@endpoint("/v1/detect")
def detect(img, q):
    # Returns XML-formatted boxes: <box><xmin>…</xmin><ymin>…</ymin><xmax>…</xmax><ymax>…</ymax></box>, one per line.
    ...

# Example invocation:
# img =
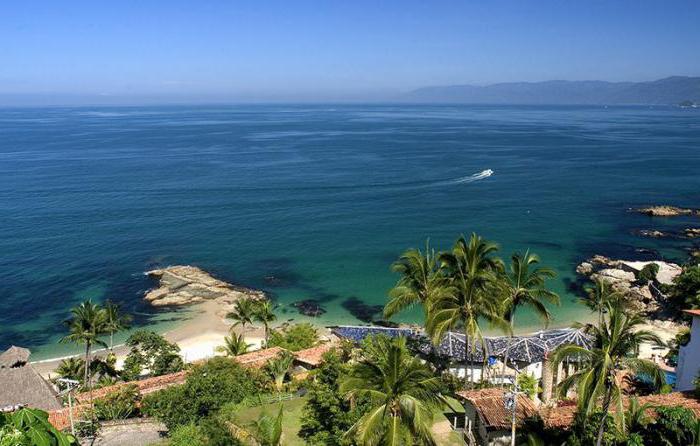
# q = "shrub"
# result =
<box><xmin>93</xmin><ymin>384</ymin><xmax>140</xmax><ymax>420</ymax></box>
<box><xmin>168</xmin><ymin>423</ymin><xmax>207</xmax><ymax>446</ymax></box>
<box><xmin>142</xmin><ymin>357</ymin><xmax>260</xmax><ymax>430</ymax></box>
<box><xmin>267</xmin><ymin>323</ymin><xmax>318</xmax><ymax>351</ymax></box>
<box><xmin>121</xmin><ymin>330</ymin><xmax>184</xmax><ymax>380</ymax></box>
<box><xmin>637</xmin><ymin>263</ymin><xmax>659</xmax><ymax>283</ymax></box>
<box><xmin>517</xmin><ymin>373</ymin><xmax>541</xmax><ymax>399</ymax></box>
<box><xmin>640</xmin><ymin>406</ymin><xmax>698</xmax><ymax>445</ymax></box>
<box><xmin>669</xmin><ymin>265</ymin><xmax>700</xmax><ymax>318</ymax></box>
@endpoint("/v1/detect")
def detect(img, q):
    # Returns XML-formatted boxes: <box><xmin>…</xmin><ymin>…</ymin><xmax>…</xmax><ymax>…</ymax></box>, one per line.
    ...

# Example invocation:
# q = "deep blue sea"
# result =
<box><xmin>1</xmin><ymin>104</ymin><xmax>699</xmax><ymax>358</ymax></box>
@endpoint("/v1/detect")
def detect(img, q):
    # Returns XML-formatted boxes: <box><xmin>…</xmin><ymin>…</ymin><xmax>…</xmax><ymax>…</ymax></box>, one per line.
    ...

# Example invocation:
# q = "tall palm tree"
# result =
<box><xmin>383</xmin><ymin>241</ymin><xmax>452</xmax><ymax>320</ymax></box>
<box><xmin>103</xmin><ymin>300</ymin><xmax>132</xmax><ymax>350</ymax></box>
<box><xmin>217</xmin><ymin>332</ymin><xmax>251</xmax><ymax>356</ymax></box>
<box><xmin>580</xmin><ymin>279</ymin><xmax>620</xmax><ymax>327</ymax></box>
<box><xmin>499</xmin><ymin>251</ymin><xmax>559</xmax><ymax>384</ymax></box>
<box><xmin>60</xmin><ymin>300</ymin><xmax>108</xmax><ymax>387</ymax></box>
<box><xmin>340</xmin><ymin>336</ymin><xmax>445</xmax><ymax>446</ymax></box>
<box><xmin>227</xmin><ymin>298</ymin><xmax>258</xmax><ymax>330</ymax></box>
<box><xmin>254</xmin><ymin>301</ymin><xmax>277</xmax><ymax>347</ymax></box>
<box><xmin>426</xmin><ymin>233</ymin><xmax>508</xmax><ymax>386</ymax></box>
<box><xmin>230</xmin><ymin>405</ymin><xmax>284</xmax><ymax>446</ymax></box>
<box><xmin>549</xmin><ymin>300</ymin><xmax>665</xmax><ymax>446</ymax></box>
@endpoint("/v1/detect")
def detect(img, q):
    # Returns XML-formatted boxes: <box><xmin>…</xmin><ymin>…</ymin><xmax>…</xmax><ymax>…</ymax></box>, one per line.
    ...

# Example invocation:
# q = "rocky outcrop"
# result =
<box><xmin>145</xmin><ymin>266</ymin><xmax>266</xmax><ymax>306</ymax></box>
<box><xmin>635</xmin><ymin>206</ymin><xmax>699</xmax><ymax>217</ymax></box>
<box><xmin>635</xmin><ymin>229</ymin><xmax>670</xmax><ymax>238</ymax></box>
<box><xmin>576</xmin><ymin>256</ymin><xmax>682</xmax><ymax>315</ymax></box>
<box><xmin>684</xmin><ymin>228</ymin><xmax>700</xmax><ymax>238</ymax></box>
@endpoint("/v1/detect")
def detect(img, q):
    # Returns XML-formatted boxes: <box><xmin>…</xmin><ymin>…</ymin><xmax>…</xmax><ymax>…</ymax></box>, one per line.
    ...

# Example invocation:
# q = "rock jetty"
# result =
<box><xmin>635</xmin><ymin>206</ymin><xmax>699</xmax><ymax>217</ymax></box>
<box><xmin>145</xmin><ymin>265</ymin><xmax>266</xmax><ymax>306</ymax></box>
<box><xmin>576</xmin><ymin>255</ymin><xmax>682</xmax><ymax>314</ymax></box>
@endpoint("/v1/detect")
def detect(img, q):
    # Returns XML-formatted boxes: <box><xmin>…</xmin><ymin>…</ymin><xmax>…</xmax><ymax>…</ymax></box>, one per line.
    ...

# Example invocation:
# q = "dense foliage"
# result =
<box><xmin>636</xmin><ymin>263</ymin><xmax>659</xmax><ymax>284</ymax></box>
<box><xmin>121</xmin><ymin>330</ymin><xmax>184</xmax><ymax>381</ymax></box>
<box><xmin>669</xmin><ymin>265</ymin><xmax>700</xmax><ymax>317</ymax></box>
<box><xmin>299</xmin><ymin>350</ymin><xmax>369</xmax><ymax>445</ymax></box>
<box><xmin>142</xmin><ymin>357</ymin><xmax>262</xmax><ymax>431</ymax></box>
<box><xmin>267</xmin><ymin>323</ymin><xmax>319</xmax><ymax>351</ymax></box>
<box><xmin>93</xmin><ymin>384</ymin><xmax>140</xmax><ymax>420</ymax></box>
<box><xmin>0</xmin><ymin>408</ymin><xmax>77</xmax><ymax>446</ymax></box>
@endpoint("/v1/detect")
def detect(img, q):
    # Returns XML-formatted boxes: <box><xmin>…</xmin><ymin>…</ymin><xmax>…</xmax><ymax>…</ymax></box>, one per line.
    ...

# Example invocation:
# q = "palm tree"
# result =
<box><xmin>103</xmin><ymin>300</ymin><xmax>132</xmax><ymax>350</ymax></box>
<box><xmin>55</xmin><ymin>357</ymin><xmax>85</xmax><ymax>387</ymax></box>
<box><xmin>580</xmin><ymin>279</ymin><xmax>620</xmax><ymax>327</ymax></box>
<box><xmin>426</xmin><ymin>233</ymin><xmax>508</xmax><ymax>386</ymax></box>
<box><xmin>60</xmin><ymin>300</ymin><xmax>108</xmax><ymax>387</ymax></box>
<box><xmin>549</xmin><ymin>300</ymin><xmax>665</xmax><ymax>446</ymax></box>
<box><xmin>499</xmin><ymin>251</ymin><xmax>559</xmax><ymax>384</ymax></box>
<box><xmin>265</xmin><ymin>352</ymin><xmax>294</xmax><ymax>392</ymax></box>
<box><xmin>383</xmin><ymin>241</ymin><xmax>452</xmax><ymax>320</ymax></box>
<box><xmin>230</xmin><ymin>405</ymin><xmax>284</xmax><ymax>446</ymax></box>
<box><xmin>227</xmin><ymin>298</ymin><xmax>258</xmax><ymax>330</ymax></box>
<box><xmin>254</xmin><ymin>301</ymin><xmax>277</xmax><ymax>347</ymax></box>
<box><xmin>340</xmin><ymin>335</ymin><xmax>445</xmax><ymax>446</ymax></box>
<box><xmin>217</xmin><ymin>332</ymin><xmax>251</xmax><ymax>356</ymax></box>
<box><xmin>623</xmin><ymin>397</ymin><xmax>652</xmax><ymax>435</ymax></box>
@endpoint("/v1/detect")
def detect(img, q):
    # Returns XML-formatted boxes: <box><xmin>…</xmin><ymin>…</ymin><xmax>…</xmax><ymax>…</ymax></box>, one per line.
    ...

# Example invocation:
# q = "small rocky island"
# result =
<box><xmin>145</xmin><ymin>265</ymin><xmax>266</xmax><ymax>306</ymax></box>
<box><xmin>635</xmin><ymin>205</ymin><xmax>700</xmax><ymax>217</ymax></box>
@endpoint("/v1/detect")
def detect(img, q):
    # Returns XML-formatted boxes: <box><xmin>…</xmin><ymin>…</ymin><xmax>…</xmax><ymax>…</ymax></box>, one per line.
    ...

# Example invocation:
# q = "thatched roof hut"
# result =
<box><xmin>0</xmin><ymin>346</ymin><xmax>62</xmax><ymax>412</ymax></box>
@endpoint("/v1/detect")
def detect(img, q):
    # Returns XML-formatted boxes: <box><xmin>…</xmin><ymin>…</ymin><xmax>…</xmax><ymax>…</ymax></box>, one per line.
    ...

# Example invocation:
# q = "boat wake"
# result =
<box><xmin>442</xmin><ymin>169</ymin><xmax>494</xmax><ymax>186</ymax></box>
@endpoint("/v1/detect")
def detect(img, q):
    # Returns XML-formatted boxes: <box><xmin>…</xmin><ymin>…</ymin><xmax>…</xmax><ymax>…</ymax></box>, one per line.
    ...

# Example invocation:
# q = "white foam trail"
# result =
<box><xmin>450</xmin><ymin>169</ymin><xmax>493</xmax><ymax>184</ymax></box>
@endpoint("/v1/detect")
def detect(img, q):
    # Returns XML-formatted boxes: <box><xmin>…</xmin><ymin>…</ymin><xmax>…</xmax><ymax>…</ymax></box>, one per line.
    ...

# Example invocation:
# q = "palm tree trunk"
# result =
<box><xmin>84</xmin><ymin>343</ymin><xmax>91</xmax><ymax>387</ymax></box>
<box><xmin>595</xmin><ymin>386</ymin><xmax>614</xmax><ymax>446</ymax></box>
<box><xmin>501</xmin><ymin>316</ymin><xmax>515</xmax><ymax>387</ymax></box>
<box><xmin>465</xmin><ymin>330</ymin><xmax>471</xmax><ymax>388</ymax></box>
<box><xmin>110</xmin><ymin>332</ymin><xmax>114</xmax><ymax>350</ymax></box>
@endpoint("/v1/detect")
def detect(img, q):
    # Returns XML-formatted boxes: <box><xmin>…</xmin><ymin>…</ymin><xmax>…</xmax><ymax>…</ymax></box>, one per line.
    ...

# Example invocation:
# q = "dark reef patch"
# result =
<box><xmin>341</xmin><ymin>297</ymin><xmax>384</xmax><ymax>323</ymax></box>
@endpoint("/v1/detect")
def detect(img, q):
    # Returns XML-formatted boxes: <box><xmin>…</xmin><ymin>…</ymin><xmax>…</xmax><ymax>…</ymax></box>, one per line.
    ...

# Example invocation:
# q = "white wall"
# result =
<box><xmin>676</xmin><ymin>315</ymin><xmax>700</xmax><ymax>391</ymax></box>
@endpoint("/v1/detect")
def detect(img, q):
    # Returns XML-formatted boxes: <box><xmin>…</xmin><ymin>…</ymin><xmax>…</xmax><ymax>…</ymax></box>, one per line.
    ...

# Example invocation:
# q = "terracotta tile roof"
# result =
<box><xmin>540</xmin><ymin>392</ymin><xmax>700</xmax><ymax>429</ymax></box>
<box><xmin>684</xmin><ymin>309</ymin><xmax>700</xmax><ymax>317</ymax></box>
<box><xmin>456</xmin><ymin>388</ymin><xmax>538</xmax><ymax>429</ymax></box>
<box><xmin>293</xmin><ymin>343</ymin><xmax>334</xmax><ymax>367</ymax></box>
<box><xmin>76</xmin><ymin>370</ymin><xmax>188</xmax><ymax>403</ymax></box>
<box><xmin>233</xmin><ymin>347</ymin><xmax>287</xmax><ymax>368</ymax></box>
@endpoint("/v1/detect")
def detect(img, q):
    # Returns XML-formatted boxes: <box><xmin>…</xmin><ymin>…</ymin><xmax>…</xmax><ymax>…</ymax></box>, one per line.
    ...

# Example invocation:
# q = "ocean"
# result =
<box><xmin>1</xmin><ymin>104</ymin><xmax>699</xmax><ymax>359</ymax></box>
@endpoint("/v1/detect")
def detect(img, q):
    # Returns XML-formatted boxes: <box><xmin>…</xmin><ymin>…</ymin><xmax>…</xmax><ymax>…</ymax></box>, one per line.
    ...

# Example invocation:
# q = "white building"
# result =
<box><xmin>676</xmin><ymin>309</ymin><xmax>700</xmax><ymax>391</ymax></box>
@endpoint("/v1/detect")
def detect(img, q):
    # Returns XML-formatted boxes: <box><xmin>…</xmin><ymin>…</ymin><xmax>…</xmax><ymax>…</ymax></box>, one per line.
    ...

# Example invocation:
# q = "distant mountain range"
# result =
<box><xmin>407</xmin><ymin>76</ymin><xmax>700</xmax><ymax>105</ymax></box>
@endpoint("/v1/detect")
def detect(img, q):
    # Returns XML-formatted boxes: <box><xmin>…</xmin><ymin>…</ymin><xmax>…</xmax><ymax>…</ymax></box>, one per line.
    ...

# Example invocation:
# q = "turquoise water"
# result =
<box><xmin>1</xmin><ymin>104</ymin><xmax>699</xmax><ymax>358</ymax></box>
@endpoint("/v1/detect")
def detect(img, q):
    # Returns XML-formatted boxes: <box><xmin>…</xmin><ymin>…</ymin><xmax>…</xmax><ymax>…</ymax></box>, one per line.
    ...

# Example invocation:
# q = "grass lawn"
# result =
<box><xmin>234</xmin><ymin>395</ymin><xmax>466</xmax><ymax>446</ymax></box>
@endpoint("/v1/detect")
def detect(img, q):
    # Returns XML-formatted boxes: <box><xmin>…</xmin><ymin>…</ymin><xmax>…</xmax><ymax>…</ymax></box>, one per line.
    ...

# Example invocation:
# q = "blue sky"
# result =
<box><xmin>1</xmin><ymin>0</ymin><xmax>699</xmax><ymax>102</ymax></box>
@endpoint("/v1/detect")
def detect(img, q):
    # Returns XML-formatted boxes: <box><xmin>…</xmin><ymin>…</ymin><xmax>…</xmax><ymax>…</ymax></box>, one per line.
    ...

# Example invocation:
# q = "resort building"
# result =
<box><xmin>456</xmin><ymin>388</ymin><xmax>538</xmax><ymax>446</ymax></box>
<box><xmin>676</xmin><ymin>309</ymin><xmax>700</xmax><ymax>391</ymax></box>
<box><xmin>0</xmin><ymin>346</ymin><xmax>62</xmax><ymax>412</ymax></box>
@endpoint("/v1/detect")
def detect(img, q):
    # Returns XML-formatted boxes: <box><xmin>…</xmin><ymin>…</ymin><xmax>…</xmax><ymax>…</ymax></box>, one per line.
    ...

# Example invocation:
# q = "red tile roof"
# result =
<box><xmin>541</xmin><ymin>392</ymin><xmax>700</xmax><ymax>429</ymax></box>
<box><xmin>233</xmin><ymin>347</ymin><xmax>287</xmax><ymax>368</ymax></box>
<box><xmin>457</xmin><ymin>388</ymin><xmax>538</xmax><ymax>429</ymax></box>
<box><xmin>293</xmin><ymin>343</ymin><xmax>334</xmax><ymax>367</ymax></box>
<box><xmin>684</xmin><ymin>309</ymin><xmax>700</xmax><ymax>317</ymax></box>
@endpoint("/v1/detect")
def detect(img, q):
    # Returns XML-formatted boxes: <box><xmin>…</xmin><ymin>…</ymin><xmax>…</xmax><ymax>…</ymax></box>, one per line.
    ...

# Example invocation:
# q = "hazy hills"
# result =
<box><xmin>408</xmin><ymin>76</ymin><xmax>700</xmax><ymax>105</ymax></box>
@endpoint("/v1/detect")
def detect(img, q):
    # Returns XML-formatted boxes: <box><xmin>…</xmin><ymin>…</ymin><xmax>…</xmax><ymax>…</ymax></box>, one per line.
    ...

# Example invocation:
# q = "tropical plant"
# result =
<box><xmin>384</xmin><ymin>241</ymin><xmax>452</xmax><ymax>320</ymax></box>
<box><xmin>517</xmin><ymin>373</ymin><xmax>541</xmax><ymax>400</ymax></box>
<box><xmin>637</xmin><ymin>263</ymin><xmax>659</xmax><ymax>284</ymax></box>
<box><xmin>580</xmin><ymin>279</ymin><xmax>621</xmax><ymax>327</ymax></box>
<box><xmin>227</xmin><ymin>298</ymin><xmax>259</xmax><ymax>330</ymax></box>
<box><xmin>217</xmin><ymin>332</ymin><xmax>251</xmax><ymax>356</ymax></box>
<box><xmin>0</xmin><ymin>407</ymin><xmax>77</xmax><ymax>446</ymax></box>
<box><xmin>426</xmin><ymin>233</ymin><xmax>508</xmax><ymax>386</ymax></box>
<box><xmin>639</xmin><ymin>406</ymin><xmax>698</xmax><ymax>445</ymax></box>
<box><xmin>54</xmin><ymin>357</ymin><xmax>85</xmax><ymax>388</ymax></box>
<box><xmin>254</xmin><ymin>301</ymin><xmax>277</xmax><ymax>347</ymax></box>
<box><xmin>267</xmin><ymin>323</ymin><xmax>318</xmax><ymax>351</ymax></box>
<box><xmin>340</xmin><ymin>335</ymin><xmax>445</xmax><ymax>446</ymax></box>
<box><xmin>265</xmin><ymin>352</ymin><xmax>294</xmax><ymax>392</ymax></box>
<box><xmin>102</xmin><ymin>300</ymin><xmax>131</xmax><ymax>350</ymax></box>
<box><xmin>121</xmin><ymin>330</ymin><xmax>183</xmax><ymax>380</ymax></box>
<box><xmin>669</xmin><ymin>265</ymin><xmax>700</xmax><ymax>318</ymax></box>
<box><xmin>93</xmin><ymin>384</ymin><xmax>141</xmax><ymax>420</ymax></box>
<box><xmin>623</xmin><ymin>397</ymin><xmax>653</xmax><ymax>435</ymax></box>
<box><xmin>60</xmin><ymin>299</ymin><xmax>108</xmax><ymax>387</ymax></box>
<box><xmin>230</xmin><ymin>406</ymin><xmax>283</xmax><ymax>446</ymax></box>
<box><xmin>499</xmin><ymin>251</ymin><xmax>559</xmax><ymax>384</ymax></box>
<box><xmin>168</xmin><ymin>423</ymin><xmax>208</xmax><ymax>446</ymax></box>
<box><xmin>300</xmin><ymin>349</ymin><xmax>370</xmax><ymax>445</ymax></box>
<box><xmin>549</xmin><ymin>300</ymin><xmax>665</xmax><ymax>446</ymax></box>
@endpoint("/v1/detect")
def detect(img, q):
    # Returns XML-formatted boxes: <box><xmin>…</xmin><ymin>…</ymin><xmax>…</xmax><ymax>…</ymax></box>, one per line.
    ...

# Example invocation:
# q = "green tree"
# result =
<box><xmin>60</xmin><ymin>299</ymin><xmax>108</xmax><ymax>387</ymax></box>
<box><xmin>267</xmin><ymin>323</ymin><xmax>318</xmax><ymax>351</ymax></box>
<box><xmin>216</xmin><ymin>333</ymin><xmax>251</xmax><ymax>356</ymax></box>
<box><xmin>669</xmin><ymin>265</ymin><xmax>700</xmax><ymax>317</ymax></box>
<box><xmin>300</xmin><ymin>349</ymin><xmax>370</xmax><ymax>445</ymax></box>
<box><xmin>340</xmin><ymin>335</ymin><xmax>444</xmax><ymax>446</ymax></box>
<box><xmin>93</xmin><ymin>384</ymin><xmax>140</xmax><ymax>420</ymax></box>
<box><xmin>265</xmin><ymin>352</ymin><xmax>294</xmax><ymax>392</ymax></box>
<box><xmin>121</xmin><ymin>330</ymin><xmax>183</xmax><ymax>381</ymax></box>
<box><xmin>426</xmin><ymin>233</ymin><xmax>507</xmax><ymax>386</ymax></box>
<box><xmin>227</xmin><ymin>298</ymin><xmax>259</xmax><ymax>330</ymax></box>
<box><xmin>102</xmin><ymin>300</ymin><xmax>131</xmax><ymax>350</ymax></box>
<box><xmin>231</xmin><ymin>406</ymin><xmax>283</xmax><ymax>446</ymax></box>
<box><xmin>0</xmin><ymin>408</ymin><xmax>77</xmax><ymax>446</ymax></box>
<box><xmin>499</xmin><ymin>251</ymin><xmax>559</xmax><ymax>384</ymax></box>
<box><xmin>640</xmin><ymin>406</ymin><xmax>698</xmax><ymax>445</ymax></box>
<box><xmin>383</xmin><ymin>241</ymin><xmax>452</xmax><ymax>320</ymax></box>
<box><xmin>550</xmin><ymin>300</ymin><xmax>665</xmax><ymax>446</ymax></box>
<box><xmin>254</xmin><ymin>301</ymin><xmax>277</xmax><ymax>347</ymax></box>
<box><xmin>623</xmin><ymin>397</ymin><xmax>653</xmax><ymax>435</ymax></box>
<box><xmin>580</xmin><ymin>279</ymin><xmax>620</xmax><ymax>327</ymax></box>
<box><xmin>54</xmin><ymin>357</ymin><xmax>85</xmax><ymax>388</ymax></box>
